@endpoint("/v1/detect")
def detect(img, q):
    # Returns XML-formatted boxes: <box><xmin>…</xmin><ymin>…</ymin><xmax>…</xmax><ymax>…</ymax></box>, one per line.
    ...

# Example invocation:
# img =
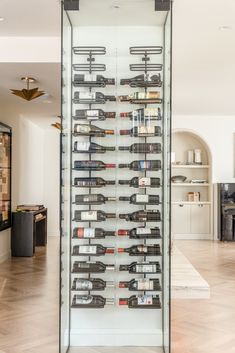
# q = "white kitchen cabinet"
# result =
<box><xmin>172</xmin><ymin>204</ymin><xmax>190</xmax><ymax>234</ymax></box>
<box><xmin>191</xmin><ymin>204</ymin><xmax>210</xmax><ymax>234</ymax></box>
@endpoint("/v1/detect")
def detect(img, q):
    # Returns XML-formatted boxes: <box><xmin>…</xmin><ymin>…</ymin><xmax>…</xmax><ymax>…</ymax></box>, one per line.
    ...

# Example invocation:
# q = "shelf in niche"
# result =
<box><xmin>171</xmin><ymin>183</ymin><xmax>210</xmax><ymax>187</ymax></box>
<box><xmin>172</xmin><ymin>201</ymin><xmax>211</xmax><ymax>205</ymax></box>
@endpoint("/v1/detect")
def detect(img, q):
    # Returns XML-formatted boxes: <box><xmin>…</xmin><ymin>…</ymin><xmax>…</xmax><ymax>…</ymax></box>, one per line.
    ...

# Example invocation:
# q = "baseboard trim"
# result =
<box><xmin>70</xmin><ymin>328</ymin><xmax>162</xmax><ymax>346</ymax></box>
<box><xmin>0</xmin><ymin>250</ymin><xmax>11</xmax><ymax>264</ymax></box>
<box><xmin>173</xmin><ymin>234</ymin><xmax>212</xmax><ymax>240</ymax></box>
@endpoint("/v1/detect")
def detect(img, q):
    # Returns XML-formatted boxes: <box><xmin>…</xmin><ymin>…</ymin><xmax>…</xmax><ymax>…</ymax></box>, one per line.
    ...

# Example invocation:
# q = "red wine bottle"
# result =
<box><xmin>120</xmin><ymin>126</ymin><xmax>161</xmax><ymax>137</ymax></box>
<box><xmin>119</xmin><ymin>177</ymin><xmax>160</xmax><ymax>188</ymax></box>
<box><xmin>119</xmin><ymin>160</ymin><xmax>161</xmax><ymax>171</ymax></box>
<box><xmin>119</xmin><ymin>210</ymin><xmax>161</xmax><ymax>222</ymax></box>
<box><xmin>119</xmin><ymin>194</ymin><xmax>160</xmax><ymax>205</ymax></box>
<box><xmin>72</xmin><ymin>295</ymin><xmax>114</xmax><ymax>308</ymax></box>
<box><xmin>74</xmin><ymin>161</ymin><xmax>116</xmax><ymax>171</ymax></box>
<box><xmin>73</xmin><ymin>244</ymin><xmax>114</xmax><ymax>256</ymax></box>
<box><xmin>119</xmin><ymin>261</ymin><xmax>161</xmax><ymax>274</ymax></box>
<box><xmin>74</xmin><ymin>92</ymin><xmax>116</xmax><ymax>104</ymax></box>
<box><xmin>73</xmin><ymin>74</ymin><xmax>115</xmax><ymax>87</ymax></box>
<box><xmin>118</xmin><ymin>227</ymin><xmax>161</xmax><ymax>239</ymax></box>
<box><xmin>74</xmin><ymin>210</ymin><xmax>116</xmax><ymax>222</ymax></box>
<box><xmin>74</xmin><ymin>109</ymin><xmax>115</xmax><ymax>121</ymax></box>
<box><xmin>72</xmin><ymin>261</ymin><xmax>115</xmax><ymax>273</ymax></box>
<box><xmin>118</xmin><ymin>244</ymin><xmax>161</xmax><ymax>256</ymax></box>
<box><xmin>120</xmin><ymin>74</ymin><xmax>162</xmax><ymax>88</ymax></box>
<box><xmin>73</xmin><ymin>227</ymin><xmax>115</xmax><ymax>239</ymax></box>
<box><xmin>119</xmin><ymin>295</ymin><xmax>161</xmax><ymax>309</ymax></box>
<box><xmin>120</xmin><ymin>108</ymin><xmax>161</xmax><ymax>120</ymax></box>
<box><xmin>74</xmin><ymin>177</ymin><xmax>115</xmax><ymax>188</ymax></box>
<box><xmin>72</xmin><ymin>278</ymin><xmax>114</xmax><ymax>291</ymax></box>
<box><xmin>74</xmin><ymin>142</ymin><xmax>115</xmax><ymax>153</ymax></box>
<box><xmin>119</xmin><ymin>278</ymin><xmax>161</xmax><ymax>291</ymax></box>
<box><xmin>74</xmin><ymin>194</ymin><xmax>116</xmax><ymax>205</ymax></box>
<box><xmin>74</xmin><ymin>124</ymin><xmax>114</xmax><ymax>137</ymax></box>
<box><xmin>119</xmin><ymin>143</ymin><xmax>161</xmax><ymax>154</ymax></box>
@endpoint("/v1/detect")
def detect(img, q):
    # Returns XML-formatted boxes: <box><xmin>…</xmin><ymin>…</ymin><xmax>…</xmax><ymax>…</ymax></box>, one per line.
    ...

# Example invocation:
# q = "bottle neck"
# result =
<box><xmin>106</xmin><ymin>197</ymin><xmax>116</xmax><ymax>202</ymax></box>
<box><xmin>118</xmin><ymin>229</ymin><xmax>129</xmax><ymax>236</ymax></box>
<box><xmin>120</xmin><ymin>129</ymin><xmax>130</xmax><ymax>135</ymax></box>
<box><xmin>119</xmin><ymin>282</ymin><xmax>128</xmax><ymax>288</ymax></box>
<box><xmin>106</xmin><ymin>247</ymin><xmax>115</xmax><ymax>254</ymax></box>
<box><xmin>119</xmin><ymin>146</ymin><xmax>129</xmax><ymax>151</ymax></box>
<box><xmin>118</xmin><ymin>180</ymin><xmax>130</xmax><ymax>185</ymax></box>
<box><xmin>119</xmin><ymin>197</ymin><xmax>130</xmax><ymax>201</ymax></box>
<box><xmin>104</xmin><ymin>231</ymin><xmax>116</xmax><ymax>237</ymax></box>
<box><xmin>106</xmin><ymin>213</ymin><xmax>116</xmax><ymax>219</ymax></box>
<box><xmin>119</xmin><ymin>164</ymin><xmax>129</xmax><ymax>168</ymax></box>
<box><xmin>105</xmin><ymin>298</ymin><xmax>115</xmax><ymax>305</ymax></box>
<box><xmin>119</xmin><ymin>298</ymin><xmax>128</xmax><ymax>305</ymax></box>
<box><xmin>106</xmin><ymin>264</ymin><xmax>115</xmax><ymax>271</ymax></box>
<box><xmin>105</xmin><ymin>164</ymin><xmax>116</xmax><ymax>168</ymax></box>
<box><xmin>105</xmin><ymin>146</ymin><xmax>115</xmax><ymax>151</ymax></box>
<box><xmin>119</xmin><ymin>265</ymin><xmax>129</xmax><ymax>271</ymax></box>
<box><xmin>105</xmin><ymin>180</ymin><xmax>115</xmax><ymax>185</ymax></box>
<box><xmin>119</xmin><ymin>214</ymin><xmax>127</xmax><ymax>220</ymax></box>
<box><xmin>104</xmin><ymin>130</ymin><xmax>114</xmax><ymax>135</ymax></box>
<box><xmin>105</xmin><ymin>112</ymin><xmax>116</xmax><ymax>119</ymax></box>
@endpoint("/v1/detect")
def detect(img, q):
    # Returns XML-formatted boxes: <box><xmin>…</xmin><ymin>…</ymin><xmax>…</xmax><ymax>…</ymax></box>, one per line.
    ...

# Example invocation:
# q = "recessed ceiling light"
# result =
<box><xmin>219</xmin><ymin>25</ymin><xmax>232</xmax><ymax>31</ymax></box>
<box><xmin>0</xmin><ymin>17</ymin><xmax>5</xmax><ymax>22</ymax></box>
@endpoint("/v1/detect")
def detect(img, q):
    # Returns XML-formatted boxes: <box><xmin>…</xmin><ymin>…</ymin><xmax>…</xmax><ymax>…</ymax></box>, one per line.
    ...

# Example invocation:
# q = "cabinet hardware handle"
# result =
<box><xmin>179</xmin><ymin>204</ymin><xmax>184</xmax><ymax>207</ymax></box>
<box><xmin>198</xmin><ymin>204</ymin><xmax>203</xmax><ymax>208</ymax></box>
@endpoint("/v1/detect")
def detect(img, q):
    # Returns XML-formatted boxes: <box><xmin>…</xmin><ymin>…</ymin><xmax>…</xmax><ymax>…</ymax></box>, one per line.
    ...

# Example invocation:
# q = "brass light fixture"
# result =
<box><xmin>10</xmin><ymin>77</ymin><xmax>45</xmax><ymax>101</ymax></box>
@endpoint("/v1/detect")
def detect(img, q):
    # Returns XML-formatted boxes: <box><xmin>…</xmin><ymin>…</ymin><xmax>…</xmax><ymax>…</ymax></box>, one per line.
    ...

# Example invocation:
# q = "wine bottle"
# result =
<box><xmin>120</xmin><ymin>125</ymin><xmax>161</xmax><ymax>137</ymax></box>
<box><xmin>73</xmin><ymin>109</ymin><xmax>116</xmax><ymax>121</ymax></box>
<box><xmin>119</xmin><ymin>194</ymin><xmax>160</xmax><ymax>205</ymax></box>
<box><xmin>119</xmin><ymin>177</ymin><xmax>160</xmax><ymax>188</ymax></box>
<box><xmin>73</xmin><ymin>227</ymin><xmax>115</xmax><ymax>239</ymax></box>
<box><xmin>74</xmin><ymin>210</ymin><xmax>116</xmax><ymax>222</ymax></box>
<box><xmin>72</xmin><ymin>261</ymin><xmax>115</xmax><ymax>273</ymax></box>
<box><xmin>74</xmin><ymin>177</ymin><xmax>115</xmax><ymax>188</ymax></box>
<box><xmin>119</xmin><ymin>143</ymin><xmax>161</xmax><ymax>154</ymax></box>
<box><xmin>118</xmin><ymin>227</ymin><xmax>160</xmax><ymax>239</ymax></box>
<box><xmin>119</xmin><ymin>210</ymin><xmax>161</xmax><ymax>222</ymax></box>
<box><xmin>119</xmin><ymin>278</ymin><xmax>161</xmax><ymax>291</ymax></box>
<box><xmin>119</xmin><ymin>91</ymin><xmax>160</xmax><ymax>103</ymax></box>
<box><xmin>72</xmin><ymin>244</ymin><xmax>115</xmax><ymax>256</ymax></box>
<box><xmin>74</xmin><ymin>142</ymin><xmax>115</xmax><ymax>153</ymax></box>
<box><xmin>73</xmin><ymin>74</ymin><xmax>115</xmax><ymax>87</ymax></box>
<box><xmin>74</xmin><ymin>194</ymin><xmax>116</xmax><ymax>205</ymax></box>
<box><xmin>72</xmin><ymin>294</ymin><xmax>114</xmax><ymax>308</ymax></box>
<box><xmin>119</xmin><ymin>261</ymin><xmax>161</xmax><ymax>274</ymax></box>
<box><xmin>119</xmin><ymin>160</ymin><xmax>161</xmax><ymax>171</ymax></box>
<box><xmin>74</xmin><ymin>160</ymin><xmax>116</xmax><ymax>171</ymax></box>
<box><xmin>120</xmin><ymin>74</ymin><xmax>162</xmax><ymax>88</ymax></box>
<box><xmin>118</xmin><ymin>244</ymin><xmax>161</xmax><ymax>256</ymax></box>
<box><xmin>119</xmin><ymin>295</ymin><xmax>161</xmax><ymax>309</ymax></box>
<box><xmin>120</xmin><ymin>108</ymin><xmax>161</xmax><ymax>120</ymax></box>
<box><xmin>74</xmin><ymin>124</ymin><xmax>114</xmax><ymax>137</ymax></box>
<box><xmin>72</xmin><ymin>278</ymin><xmax>114</xmax><ymax>291</ymax></box>
<box><xmin>74</xmin><ymin>92</ymin><xmax>116</xmax><ymax>104</ymax></box>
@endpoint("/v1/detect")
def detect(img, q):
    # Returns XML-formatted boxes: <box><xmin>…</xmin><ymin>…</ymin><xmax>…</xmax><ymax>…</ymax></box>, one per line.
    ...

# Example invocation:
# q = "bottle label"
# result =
<box><xmin>139</xmin><ymin>178</ymin><xmax>151</xmax><ymax>187</ymax></box>
<box><xmin>145</xmin><ymin>108</ymin><xmax>158</xmax><ymax>117</ymax></box>
<box><xmin>136</xmin><ymin>227</ymin><xmax>151</xmax><ymax>235</ymax></box>
<box><xmin>136</xmin><ymin>264</ymin><xmax>157</xmax><ymax>273</ymax></box>
<box><xmin>137</xmin><ymin>245</ymin><xmax>148</xmax><ymax>253</ymax></box>
<box><xmin>79</xmin><ymin>245</ymin><xmax>97</xmax><ymax>254</ymax></box>
<box><xmin>83</xmin><ymin>195</ymin><xmax>98</xmax><ymax>203</ymax></box>
<box><xmin>138</xmin><ymin>161</ymin><xmax>151</xmax><ymax>170</ymax></box>
<box><xmin>75</xmin><ymin>295</ymin><xmax>93</xmax><ymax>305</ymax></box>
<box><xmin>137</xmin><ymin>126</ymin><xmax>155</xmax><ymax>136</ymax></box>
<box><xmin>75</xmin><ymin>279</ymin><xmax>93</xmax><ymax>290</ymax></box>
<box><xmin>76</xmin><ymin>179</ymin><xmax>96</xmax><ymax>187</ymax></box>
<box><xmin>75</xmin><ymin>125</ymin><xmax>90</xmax><ymax>133</ymax></box>
<box><xmin>87</xmin><ymin>110</ymin><xmax>99</xmax><ymax>119</ymax></box>
<box><xmin>77</xmin><ymin>228</ymin><xmax>95</xmax><ymax>238</ymax></box>
<box><xmin>81</xmin><ymin>211</ymin><xmax>98</xmax><ymax>221</ymax></box>
<box><xmin>136</xmin><ymin>194</ymin><xmax>149</xmax><ymax>203</ymax></box>
<box><xmin>76</xmin><ymin>142</ymin><xmax>90</xmax><ymax>151</ymax></box>
<box><xmin>137</xmin><ymin>279</ymin><xmax>154</xmax><ymax>291</ymax></box>
<box><xmin>137</xmin><ymin>295</ymin><xmax>153</xmax><ymax>305</ymax></box>
<box><xmin>79</xmin><ymin>92</ymin><xmax>95</xmax><ymax>100</ymax></box>
<box><xmin>84</xmin><ymin>74</ymin><xmax>96</xmax><ymax>82</ymax></box>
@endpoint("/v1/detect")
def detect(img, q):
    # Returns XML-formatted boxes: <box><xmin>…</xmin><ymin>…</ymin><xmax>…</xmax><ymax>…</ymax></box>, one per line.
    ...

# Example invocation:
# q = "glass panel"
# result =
<box><xmin>163</xmin><ymin>8</ymin><xmax>172</xmax><ymax>353</ymax></box>
<box><xmin>60</xmin><ymin>8</ymin><xmax>72</xmax><ymax>353</ymax></box>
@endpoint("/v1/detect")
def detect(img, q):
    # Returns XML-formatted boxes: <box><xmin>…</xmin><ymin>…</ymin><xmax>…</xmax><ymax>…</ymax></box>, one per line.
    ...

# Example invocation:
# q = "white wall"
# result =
<box><xmin>173</xmin><ymin>115</ymin><xmax>235</xmax><ymax>183</ymax></box>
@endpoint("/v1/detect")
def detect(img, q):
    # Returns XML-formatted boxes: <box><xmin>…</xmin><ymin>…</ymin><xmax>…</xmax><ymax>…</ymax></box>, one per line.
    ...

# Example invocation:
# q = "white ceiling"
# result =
<box><xmin>0</xmin><ymin>63</ymin><xmax>60</xmax><ymax>123</ymax></box>
<box><xmin>0</xmin><ymin>0</ymin><xmax>60</xmax><ymax>36</ymax></box>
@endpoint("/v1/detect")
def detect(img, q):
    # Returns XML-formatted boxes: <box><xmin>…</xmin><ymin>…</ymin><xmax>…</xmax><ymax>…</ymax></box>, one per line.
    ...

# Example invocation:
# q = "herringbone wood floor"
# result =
<box><xmin>172</xmin><ymin>240</ymin><xmax>235</xmax><ymax>353</ymax></box>
<box><xmin>1</xmin><ymin>237</ymin><xmax>235</xmax><ymax>353</ymax></box>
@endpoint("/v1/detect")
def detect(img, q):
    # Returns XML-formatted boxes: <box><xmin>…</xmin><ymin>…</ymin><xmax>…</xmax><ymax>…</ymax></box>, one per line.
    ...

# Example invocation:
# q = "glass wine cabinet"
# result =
<box><xmin>60</xmin><ymin>1</ymin><xmax>172</xmax><ymax>352</ymax></box>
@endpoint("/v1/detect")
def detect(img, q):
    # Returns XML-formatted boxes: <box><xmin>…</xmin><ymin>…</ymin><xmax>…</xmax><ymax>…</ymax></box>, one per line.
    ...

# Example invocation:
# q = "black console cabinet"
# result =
<box><xmin>11</xmin><ymin>208</ymin><xmax>47</xmax><ymax>257</ymax></box>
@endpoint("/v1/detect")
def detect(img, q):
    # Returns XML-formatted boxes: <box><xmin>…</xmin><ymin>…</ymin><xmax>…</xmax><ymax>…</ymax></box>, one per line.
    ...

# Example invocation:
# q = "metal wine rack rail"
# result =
<box><xmin>126</xmin><ymin>46</ymin><xmax>163</xmax><ymax>298</ymax></box>
<box><xmin>71</xmin><ymin>46</ymin><xmax>114</xmax><ymax>307</ymax></box>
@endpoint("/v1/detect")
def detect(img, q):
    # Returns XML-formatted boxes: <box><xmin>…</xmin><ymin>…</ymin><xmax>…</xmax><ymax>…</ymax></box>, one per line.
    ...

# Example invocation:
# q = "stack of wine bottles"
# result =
<box><xmin>70</xmin><ymin>45</ymin><xmax>163</xmax><ymax>309</ymax></box>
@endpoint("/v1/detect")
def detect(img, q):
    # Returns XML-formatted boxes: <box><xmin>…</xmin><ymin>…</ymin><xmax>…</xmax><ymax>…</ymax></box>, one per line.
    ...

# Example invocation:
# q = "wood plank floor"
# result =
<box><xmin>1</xmin><ymin>237</ymin><xmax>235</xmax><ymax>353</ymax></box>
<box><xmin>172</xmin><ymin>240</ymin><xmax>235</xmax><ymax>353</ymax></box>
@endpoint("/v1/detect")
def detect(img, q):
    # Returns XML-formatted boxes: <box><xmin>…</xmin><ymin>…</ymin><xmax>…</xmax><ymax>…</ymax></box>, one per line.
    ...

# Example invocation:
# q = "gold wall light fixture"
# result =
<box><xmin>10</xmin><ymin>77</ymin><xmax>45</xmax><ymax>101</ymax></box>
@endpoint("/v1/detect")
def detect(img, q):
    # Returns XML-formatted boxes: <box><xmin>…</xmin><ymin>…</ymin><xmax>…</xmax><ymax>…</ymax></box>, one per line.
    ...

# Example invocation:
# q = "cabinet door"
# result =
<box><xmin>190</xmin><ymin>204</ymin><xmax>210</xmax><ymax>234</ymax></box>
<box><xmin>172</xmin><ymin>204</ymin><xmax>190</xmax><ymax>234</ymax></box>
